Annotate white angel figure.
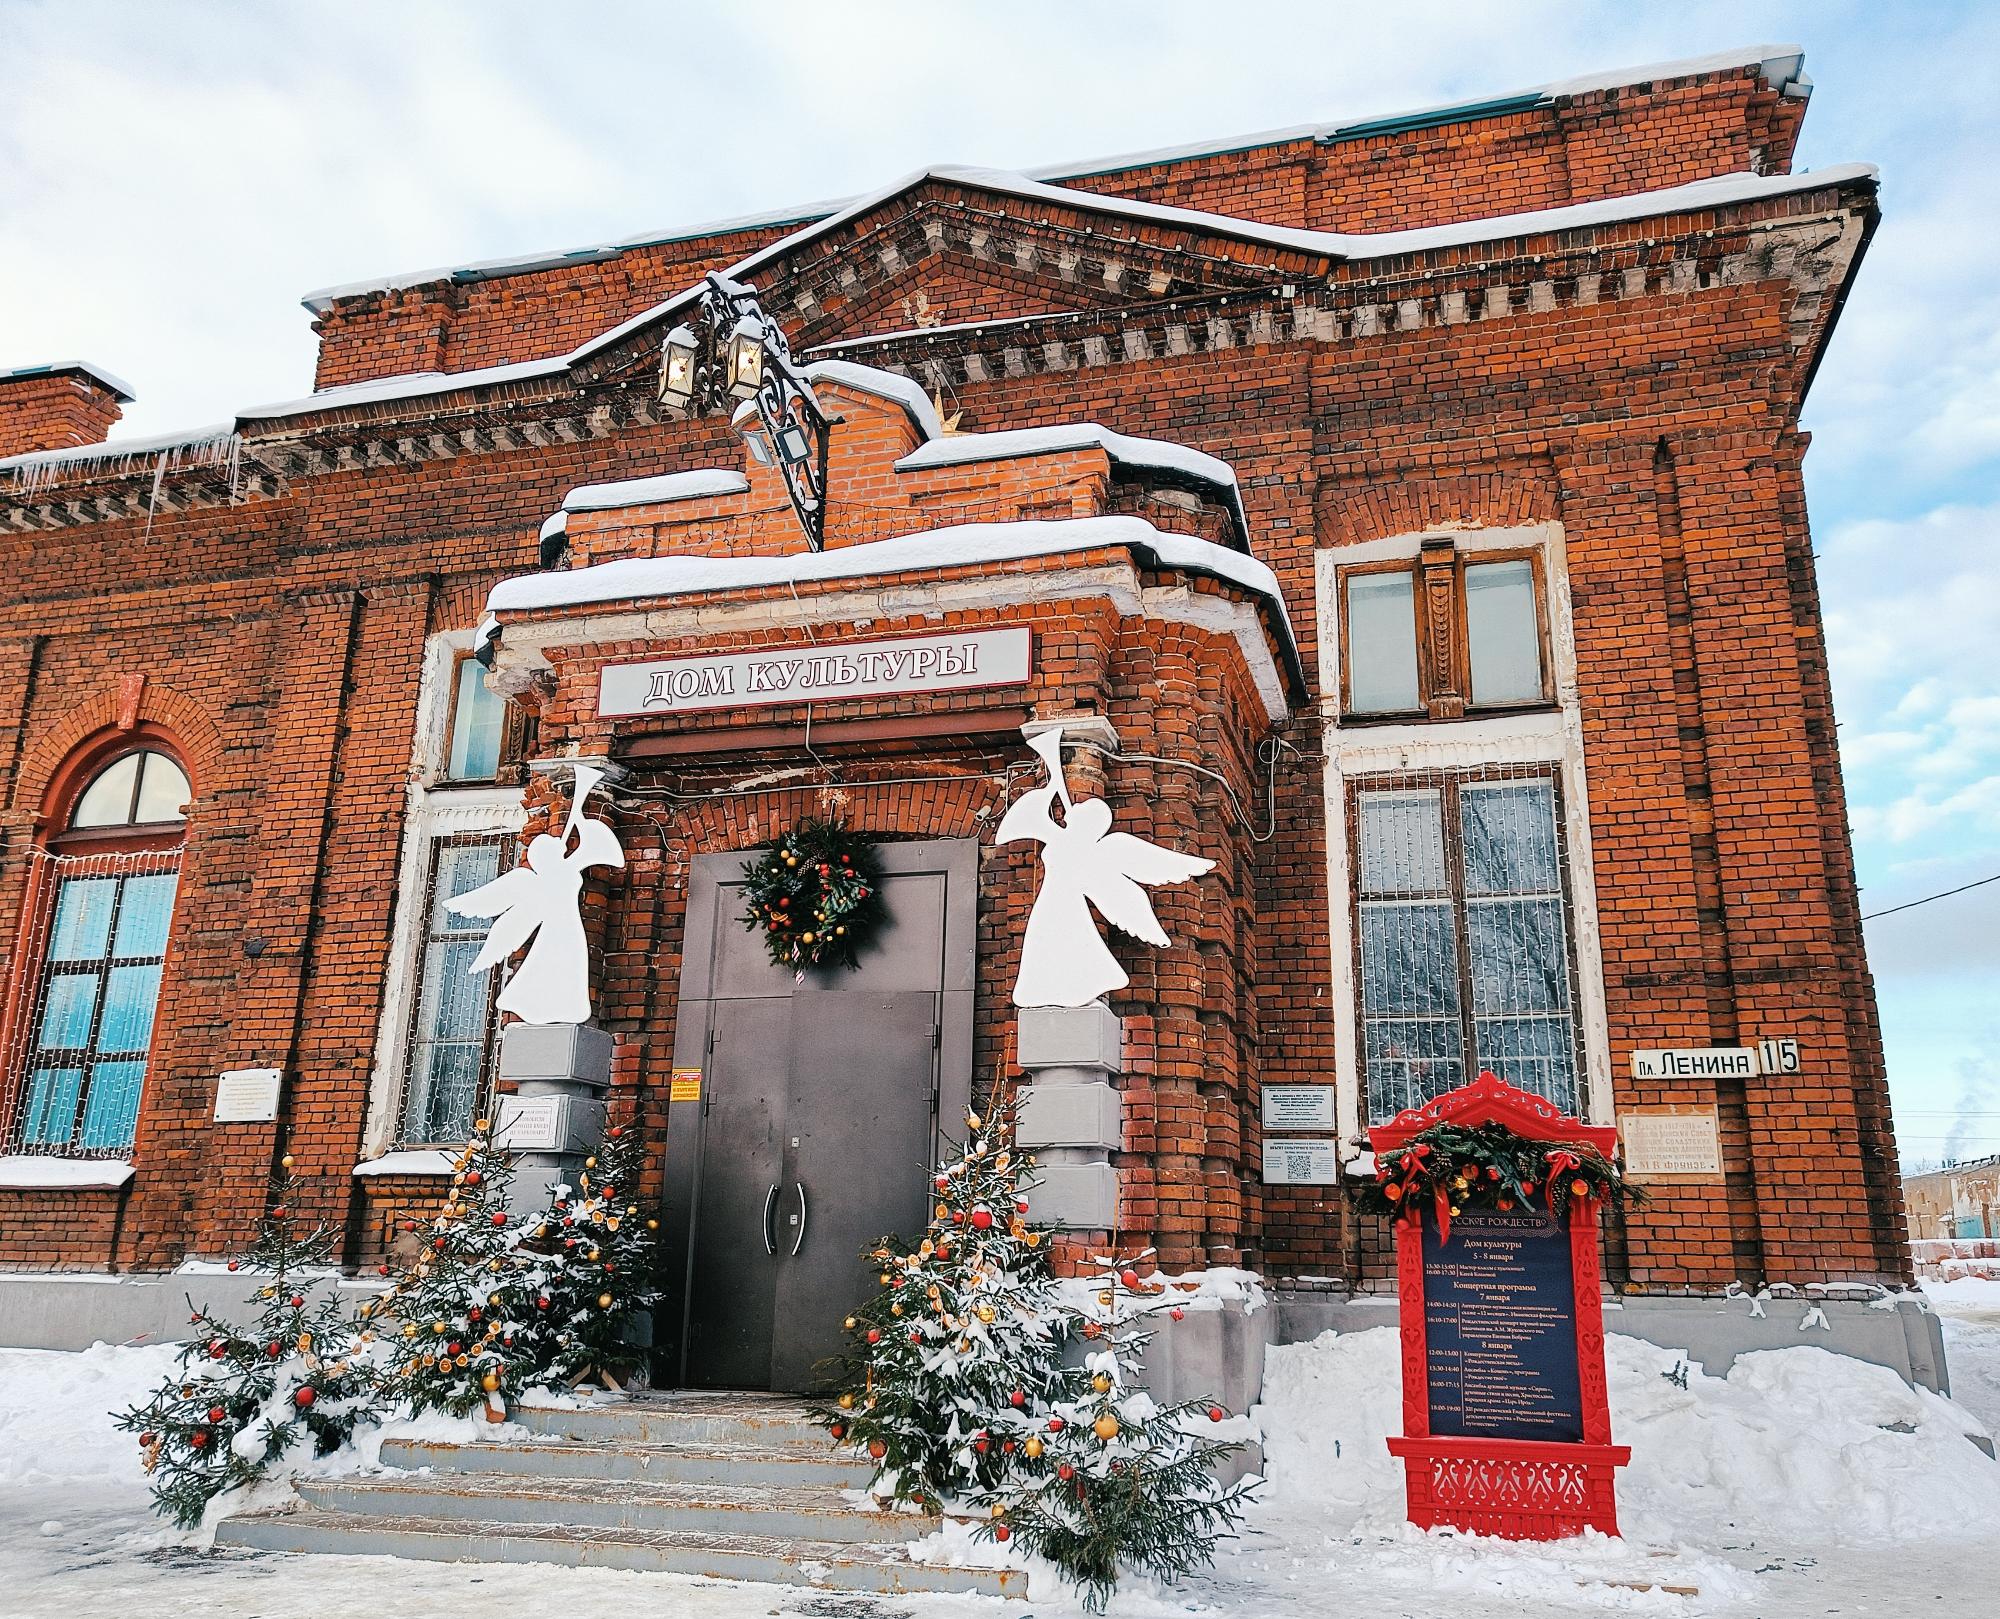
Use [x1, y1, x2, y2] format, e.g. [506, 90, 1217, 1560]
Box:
[446, 763, 625, 1026]
[997, 728, 1214, 1009]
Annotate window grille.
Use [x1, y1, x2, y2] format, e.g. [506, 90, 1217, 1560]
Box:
[7, 846, 181, 1156]
[1352, 766, 1581, 1124]
[396, 833, 512, 1146]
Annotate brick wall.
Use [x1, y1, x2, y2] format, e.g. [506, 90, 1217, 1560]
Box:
[0, 368, 124, 459]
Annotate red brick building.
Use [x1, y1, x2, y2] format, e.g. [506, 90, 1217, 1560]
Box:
[0, 46, 1930, 1384]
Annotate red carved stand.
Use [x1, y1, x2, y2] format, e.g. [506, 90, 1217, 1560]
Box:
[1375, 1071, 1632, 1540]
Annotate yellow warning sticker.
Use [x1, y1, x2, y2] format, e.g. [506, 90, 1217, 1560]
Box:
[669, 1068, 703, 1104]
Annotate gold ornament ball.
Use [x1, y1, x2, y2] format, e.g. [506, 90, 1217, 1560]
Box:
[1024, 1437, 1044, 1458]
[584, 1156, 597, 1169]
[990, 1503, 1006, 1519]
[280, 1154, 294, 1169]
[1092, 1374, 1112, 1394]
[879, 1272, 893, 1286]
[1094, 1413, 1121, 1441]
[401, 1325, 418, 1339]
[482, 1373, 500, 1393]
[474, 1118, 490, 1133]
[838, 1392, 855, 1410]
[976, 1304, 997, 1324]
[598, 1293, 614, 1309]
[1097, 1290, 1114, 1307]
[891, 1302, 904, 1317]
[844, 1316, 858, 1331]
[646, 1218, 659, 1231]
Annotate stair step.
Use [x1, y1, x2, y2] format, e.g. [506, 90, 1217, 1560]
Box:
[514, 1392, 827, 1450]
[379, 1434, 874, 1490]
[300, 1471, 929, 1543]
[216, 1506, 1024, 1598]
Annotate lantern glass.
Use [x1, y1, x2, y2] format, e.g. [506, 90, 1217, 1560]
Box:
[726, 326, 765, 399]
[775, 421, 812, 466]
[659, 325, 698, 409]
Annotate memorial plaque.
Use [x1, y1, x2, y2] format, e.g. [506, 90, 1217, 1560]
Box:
[213, 1067, 282, 1123]
[1420, 1207, 1583, 1444]
[1620, 1109, 1722, 1179]
[1261, 1084, 1336, 1130]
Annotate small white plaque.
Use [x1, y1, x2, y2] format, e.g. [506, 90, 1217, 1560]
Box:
[493, 1095, 564, 1151]
[1620, 1110, 1723, 1179]
[1261, 1085, 1336, 1131]
[1630, 1046, 1759, 1080]
[213, 1068, 282, 1123]
[599, 625, 1032, 718]
[1262, 1138, 1340, 1186]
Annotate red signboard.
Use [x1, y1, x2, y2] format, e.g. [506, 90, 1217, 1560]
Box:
[1376, 1072, 1631, 1540]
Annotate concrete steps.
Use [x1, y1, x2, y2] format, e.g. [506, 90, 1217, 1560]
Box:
[214, 1390, 1023, 1599]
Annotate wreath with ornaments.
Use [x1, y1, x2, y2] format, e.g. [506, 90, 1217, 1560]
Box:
[740, 819, 887, 972]
[1358, 1119, 1642, 1239]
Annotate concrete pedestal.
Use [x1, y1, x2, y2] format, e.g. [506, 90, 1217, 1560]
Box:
[1015, 1002, 1123, 1230]
[494, 1022, 613, 1210]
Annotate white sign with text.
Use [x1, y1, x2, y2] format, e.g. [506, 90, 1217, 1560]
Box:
[598, 626, 1032, 717]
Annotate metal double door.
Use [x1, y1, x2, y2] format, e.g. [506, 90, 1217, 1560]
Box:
[662, 840, 977, 1392]
[682, 989, 938, 1390]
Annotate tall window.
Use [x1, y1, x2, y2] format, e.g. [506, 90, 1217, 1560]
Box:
[1341, 542, 1549, 719]
[444, 655, 511, 782]
[1354, 771, 1579, 1123]
[12, 749, 188, 1156]
[398, 833, 511, 1144]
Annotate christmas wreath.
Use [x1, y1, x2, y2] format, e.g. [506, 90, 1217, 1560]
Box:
[740, 819, 886, 972]
[1358, 1118, 1642, 1238]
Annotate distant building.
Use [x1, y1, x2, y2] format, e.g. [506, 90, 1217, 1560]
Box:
[1906, 1157, 2000, 1241]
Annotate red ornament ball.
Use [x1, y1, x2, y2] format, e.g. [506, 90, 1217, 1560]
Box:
[1047, 1417, 1065, 1433]
[994, 1524, 1011, 1542]
[970, 1208, 994, 1231]
[608, 1127, 623, 1139]
[829, 1422, 845, 1440]
[465, 1170, 482, 1186]
[536, 1297, 551, 1311]
[226, 1260, 239, 1272]
[867, 1329, 882, 1344]
[288, 1295, 303, 1309]
[1009, 1390, 1026, 1407]
[267, 1342, 281, 1358]
[1171, 1307, 1186, 1321]
[294, 1387, 316, 1409]
[209, 1340, 227, 1359]
[868, 1439, 887, 1460]
[908, 1331, 922, 1344]
[1057, 1463, 1075, 1481]
[1208, 1406, 1225, 1422]
[1119, 1268, 1140, 1289]
[377, 1264, 389, 1276]
[936, 1176, 950, 1191]
[207, 1405, 226, 1423]
[490, 1211, 507, 1227]
[447, 1342, 463, 1357]
[138, 1430, 156, 1447]
[190, 1430, 210, 1449]
[270, 1206, 288, 1220]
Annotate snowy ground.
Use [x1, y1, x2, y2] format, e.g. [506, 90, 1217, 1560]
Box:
[3, 1287, 1999, 1617]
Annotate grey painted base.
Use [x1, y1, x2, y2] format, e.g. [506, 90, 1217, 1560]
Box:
[0, 1271, 361, 1351]
[1271, 1289, 1951, 1395]
[1119, 1297, 1275, 1486]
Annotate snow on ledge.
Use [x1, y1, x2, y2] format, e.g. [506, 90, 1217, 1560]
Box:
[487, 513, 1299, 674]
[351, 1149, 457, 1178]
[562, 468, 748, 513]
[0, 359, 136, 401]
[801, 360, 944, 441]
[896, 424, 1242, 518]
[236, 357, 568, 423]
[0, 1155, 135, 1190]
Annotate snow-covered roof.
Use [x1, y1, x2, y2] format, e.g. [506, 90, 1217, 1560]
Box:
[562, 468, 749, 513]
[236, 356, 569, 422]
[299, 45, 1809, 311]
[0, 360, 135, 401]
[484, 513, 1305, 695]
[0, 423, 235, 477]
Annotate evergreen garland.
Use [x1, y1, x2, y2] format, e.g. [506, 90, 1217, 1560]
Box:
[115, 1162, 378, 1528]
[1358, 1117, 1642, 1230]
[739, 819, 885, 972]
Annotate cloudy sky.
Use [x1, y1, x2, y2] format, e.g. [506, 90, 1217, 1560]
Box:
[5, 1, 1996, 1165]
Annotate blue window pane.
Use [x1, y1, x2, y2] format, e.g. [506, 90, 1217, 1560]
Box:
[79, 1062, 145, 1150]
[447, 660, 505, 780]
[22, 1068, 85, 1144]
[49, 878, 116, 961]
[36, 972, 100, 1050]
[97, 964, 162, 1054]
[112, 874, 179, 958]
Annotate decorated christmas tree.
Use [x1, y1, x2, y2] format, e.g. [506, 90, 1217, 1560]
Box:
[361, 1119, 550, 1417]
[811, 1098, 1081, 1510]
[530, 1121, 661, 1388]
[975, 1255, 1253, 1612]
[115, 1158, 378, 1528]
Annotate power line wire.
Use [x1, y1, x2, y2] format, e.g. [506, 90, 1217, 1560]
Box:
[1861, 871, 2000, 922]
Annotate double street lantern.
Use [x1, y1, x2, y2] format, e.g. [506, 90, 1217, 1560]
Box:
[659, 275, 831, 551]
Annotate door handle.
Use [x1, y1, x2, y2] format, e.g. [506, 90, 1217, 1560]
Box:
[790, 1182, 808, 1256]
[761, 1182, 779, 1256]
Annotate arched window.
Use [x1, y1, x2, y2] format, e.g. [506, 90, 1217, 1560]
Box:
[10, 747, 188, 1156]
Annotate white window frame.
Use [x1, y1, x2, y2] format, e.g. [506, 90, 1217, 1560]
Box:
[1315, 522, 1613, 1151]
[358, 630, 526, 1165]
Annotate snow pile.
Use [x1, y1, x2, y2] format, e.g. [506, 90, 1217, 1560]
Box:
[1253, 1327, 2000, 1549]
[0, 1343, 180, 1488]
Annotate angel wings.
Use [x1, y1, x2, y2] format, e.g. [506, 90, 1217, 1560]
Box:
[445, 764, 625, 1026]
[996, 729, 1212, 1008]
